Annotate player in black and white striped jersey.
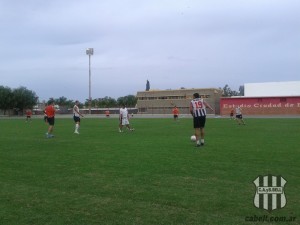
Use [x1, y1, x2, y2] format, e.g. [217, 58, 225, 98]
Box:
[73, 100, 84, 134]
[190, 93, 214, 147]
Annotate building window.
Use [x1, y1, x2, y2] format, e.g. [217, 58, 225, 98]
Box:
[158, 96, 168, 99]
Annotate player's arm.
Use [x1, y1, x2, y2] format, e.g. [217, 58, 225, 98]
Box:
[189, 102, 194, 116]
[127, 110, 131, 120]
[204, 101, 214, 112]
[78, 109, 84, 117]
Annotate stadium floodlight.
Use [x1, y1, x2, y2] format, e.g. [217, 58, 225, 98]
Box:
[86, 48, 94, 114]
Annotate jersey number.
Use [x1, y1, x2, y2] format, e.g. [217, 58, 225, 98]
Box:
[195, 101, 203, 109]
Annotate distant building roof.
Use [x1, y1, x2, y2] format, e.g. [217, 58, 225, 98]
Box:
[244, 81, 300, 97]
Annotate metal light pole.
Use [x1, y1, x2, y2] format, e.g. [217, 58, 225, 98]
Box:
[86, 48, 94, 114]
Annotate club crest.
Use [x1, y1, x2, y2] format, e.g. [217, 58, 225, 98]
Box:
[253, 175, 287, 212]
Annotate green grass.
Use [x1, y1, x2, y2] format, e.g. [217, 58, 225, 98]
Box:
[0, 117, 299, 225]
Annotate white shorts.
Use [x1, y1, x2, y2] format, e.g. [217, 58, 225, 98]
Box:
[121, 118, 129, 125]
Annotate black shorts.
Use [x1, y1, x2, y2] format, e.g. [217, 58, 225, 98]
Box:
[47, 117, 55, 126]
[73, 115, 80, 123]
[193, 116, 206, 128]
[236, 114, 243, 119]
[173, 115, 178, 119]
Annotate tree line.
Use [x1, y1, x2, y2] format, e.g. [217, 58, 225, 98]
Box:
[48, 95, 137, 109]
[0, 85, 137, 115]
[0, 84, 243, 115]
[0, 86, 38, 115]
[221, 84, 244, 97]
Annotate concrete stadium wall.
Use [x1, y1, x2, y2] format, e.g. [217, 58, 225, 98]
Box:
[136, 88, 222, 114]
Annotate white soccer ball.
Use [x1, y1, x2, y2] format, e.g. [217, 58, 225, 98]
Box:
[190, 135, 196, 142]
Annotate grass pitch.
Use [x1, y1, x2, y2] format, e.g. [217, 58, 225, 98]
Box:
[0, 117, 299, 225]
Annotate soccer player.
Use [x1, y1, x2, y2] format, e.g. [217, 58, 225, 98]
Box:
[73, 100, 84, 134]
[190, 93, 214, 147]
[105, 109, 110, 118]
[25, 109, 32, 122]
[45, 100, 56, 138]
[235, 106, 246, 125]
[230, 109, 234, 120]
[119, 104, 134, 132]
[172, 106, 179, 121]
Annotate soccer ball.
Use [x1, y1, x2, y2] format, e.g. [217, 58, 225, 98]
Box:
[190, 135, 196, 142]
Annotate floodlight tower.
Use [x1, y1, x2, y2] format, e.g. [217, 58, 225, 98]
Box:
[86, 48, 94, 114]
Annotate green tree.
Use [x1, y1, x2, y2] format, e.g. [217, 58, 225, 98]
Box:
[0, 86, 13, 115]
[47, 98, 55, 105]
[87, 97, 117, 108]
[101, 96, 117, 108]
[84, 95, 137, 108]
[117, 95, 137, 107]
[239, 85, 244, 96]
[12, 86, 38, 113]
[54, 96, 74, 108]
[221, 84, 240, 97]
[222, 84, 232, 97]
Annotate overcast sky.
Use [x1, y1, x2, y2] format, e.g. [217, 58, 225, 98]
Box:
[1, 0, 299, 102]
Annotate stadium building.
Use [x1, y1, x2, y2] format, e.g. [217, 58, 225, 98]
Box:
[136, 88, 222, 114]
[220, 81, 300, 116]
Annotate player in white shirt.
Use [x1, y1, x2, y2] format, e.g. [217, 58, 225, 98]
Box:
[119, 104, 134, 132]
[235, 106, 246, 125]
[73, 100, 84, 134]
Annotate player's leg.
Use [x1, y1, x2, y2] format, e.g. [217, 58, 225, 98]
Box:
[235, 115, 241, 124]
[74, 122, 80, 134]
[46, 118, 55, 138]
[194, 128, 201, 146]
[119, 119, 124, 132]
[126, 124, 134, 131]
[200, 127, 205, 146]
[199, 116, 206, 146]
[47, 125, 53, 138]
[74, 116, 80, 134]
[193, 117, 201, 147]
[125, 119, 134, 131]
[241, 115, 246, 125]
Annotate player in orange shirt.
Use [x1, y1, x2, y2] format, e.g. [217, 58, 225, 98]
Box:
[25, 109, 32, 122]
[172, 106, 179, 121]
[45, 100, 56, 138]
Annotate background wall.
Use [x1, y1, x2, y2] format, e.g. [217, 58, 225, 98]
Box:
[220, 97, 300, 115]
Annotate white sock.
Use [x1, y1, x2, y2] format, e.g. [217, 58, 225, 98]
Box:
[75, 124, 79, 132]
[201, 139, 204, 144]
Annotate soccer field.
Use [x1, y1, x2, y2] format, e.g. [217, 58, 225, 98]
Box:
[0, 117, 299, 225]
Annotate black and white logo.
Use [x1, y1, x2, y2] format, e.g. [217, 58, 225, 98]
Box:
[253, 175, 287, 212]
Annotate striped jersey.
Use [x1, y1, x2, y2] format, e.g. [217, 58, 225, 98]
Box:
[190, 98, 207, 117]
